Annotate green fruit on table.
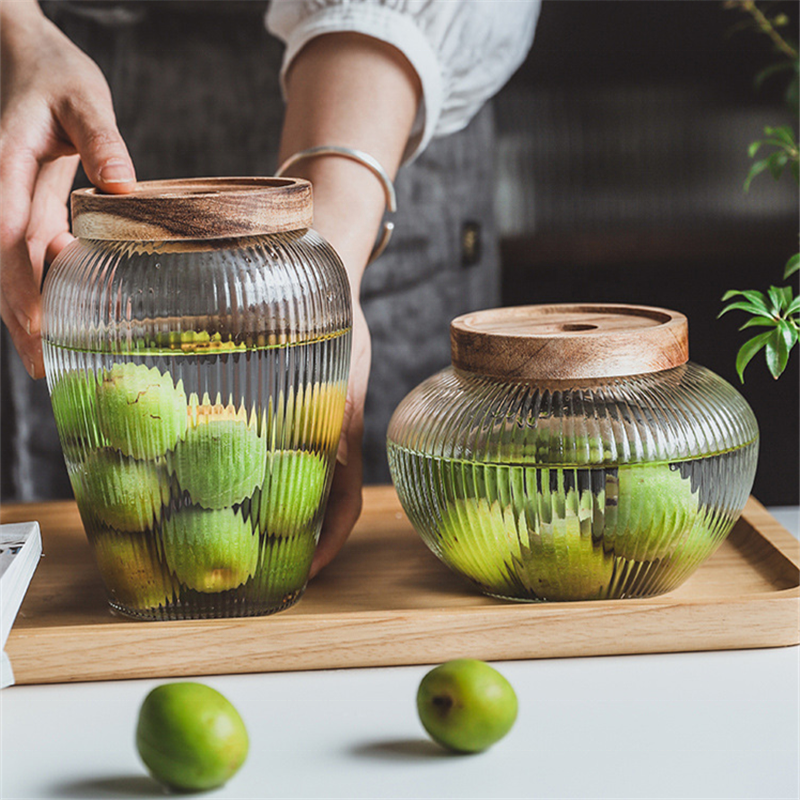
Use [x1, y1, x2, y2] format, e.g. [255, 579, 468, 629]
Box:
[96, 363, 188, 459]
[259, 450, 328, 536]
[90, 530, 173, 611]
[417, 659, 518, 753]
[80, 449, 165, 532]
[136, 682, 249, 792]
[170, 418, 268, 508]
[611, 463, 699, 561]
[162, 506, 259, 593]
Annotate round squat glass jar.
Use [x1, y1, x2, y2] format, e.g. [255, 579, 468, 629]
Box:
[387, 304, 758, 602]
[42, 178, 352, 620]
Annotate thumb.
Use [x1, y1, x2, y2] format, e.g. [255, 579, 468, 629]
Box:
[58, 91, 136, 194]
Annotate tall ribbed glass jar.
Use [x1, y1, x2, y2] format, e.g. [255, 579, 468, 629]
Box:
[41, 178, 352, 620]
[387, 304, 758, 601]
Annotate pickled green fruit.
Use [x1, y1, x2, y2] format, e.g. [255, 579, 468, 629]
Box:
[612, 463, 699, 560]
[438, 491, 613, 601]
[521, 513, 613, 600]
[91, 530, 172, 610]
[162, 507, 259, 592]
[136, 682, 248, 792]
[50, 370, 106, 447]
[417, 659, 518, 753]
[259, 450, 327, 536]
[261, 532, 317, 599]
[96, 363, 188, 460]
[170, 418, 268, 508]
[81, 449, 165, 532]
[437, 498, 522, 590]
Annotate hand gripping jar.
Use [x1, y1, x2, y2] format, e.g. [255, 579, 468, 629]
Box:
[387, 304, 758, 601]
[41, 178, 352, 620]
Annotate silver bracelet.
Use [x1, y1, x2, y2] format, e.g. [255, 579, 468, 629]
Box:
[275, 145, 397, 264]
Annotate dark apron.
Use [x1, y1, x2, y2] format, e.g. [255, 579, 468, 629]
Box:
[0, 0, 500, 500]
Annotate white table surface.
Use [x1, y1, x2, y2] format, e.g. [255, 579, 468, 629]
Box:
[2, 507, 798, 800]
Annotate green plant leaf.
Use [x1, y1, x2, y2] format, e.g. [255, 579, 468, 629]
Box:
[780, 319, 799, 347]
[763, 125, 797, 147]
[767, 151, 789, 180]
[777, 285, 795, 308]
[766, 285, 790, 314]
[765, 326, 793, 379]
[735, 330, 773, 382]
[718, 301, 774, 319]
[744, 157, 771, 191]
[785, 253, 800, 278]
[721, 289, 771, 308]
[739, 317, 778, 330]
[785, 295, 800, 316]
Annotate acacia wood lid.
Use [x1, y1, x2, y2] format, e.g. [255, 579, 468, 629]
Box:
[71, 177, 312, 241]
[450, 303, 689, 381]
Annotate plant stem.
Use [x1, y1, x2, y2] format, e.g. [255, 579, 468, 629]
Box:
[732, 0, 799, 60]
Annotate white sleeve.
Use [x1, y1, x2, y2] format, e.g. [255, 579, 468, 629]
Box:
[266, 0, 541, 162]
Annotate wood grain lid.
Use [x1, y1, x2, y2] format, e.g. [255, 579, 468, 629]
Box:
[71, 177, 312, 241]
[450, 303, 689, 381]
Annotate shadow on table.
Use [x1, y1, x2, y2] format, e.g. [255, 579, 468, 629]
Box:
[49, 775, 163, 798]
[350, 738, 457, 761]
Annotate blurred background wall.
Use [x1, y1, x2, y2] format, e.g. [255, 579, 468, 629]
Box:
[2, 0, 797, 506]
[493, 0, 799, 505]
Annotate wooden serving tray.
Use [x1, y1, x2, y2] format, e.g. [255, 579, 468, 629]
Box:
[2, 488, 797, 685]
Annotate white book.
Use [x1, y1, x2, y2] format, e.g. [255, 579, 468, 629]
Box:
[1, 522, 43, 689]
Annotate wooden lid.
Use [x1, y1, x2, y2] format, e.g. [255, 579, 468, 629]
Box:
[71, 177, 312, 241]
[450, 303, 689, 380]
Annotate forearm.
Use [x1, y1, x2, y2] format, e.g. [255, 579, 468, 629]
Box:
[0, 0, 45, 84]
[277, 32, 421, 295]
[0, 0, 45, 49]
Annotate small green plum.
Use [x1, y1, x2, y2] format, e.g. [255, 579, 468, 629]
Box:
[162, 506, 259, 593]
[611, 463, 699, 561]
[417, 659, 518, 753]
[437, 490, 613, 601]
[266, 382, 347, 451]
[90, 529, 172, 610]
[136, 682, 248, 792]
[170, 418, 268, 508]
[80, 449, 165, 532]
[521, 510, 614, 601]
[259, 450, 327, 536]
[260, 532, 317, 600]
[50, 370, 107, 448]
[97, 363, 188, 459]
[437, 497, 522, 593]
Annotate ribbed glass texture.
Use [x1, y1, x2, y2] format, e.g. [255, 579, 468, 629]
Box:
[42, 231, 352, 619]
[387, 363, 758, 601]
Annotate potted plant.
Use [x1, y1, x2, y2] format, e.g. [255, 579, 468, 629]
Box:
[719, 1, 799, 380]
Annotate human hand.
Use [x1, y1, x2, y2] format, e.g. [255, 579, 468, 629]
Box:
[0, 3, 136, 378]
[311, 301, 371, 577]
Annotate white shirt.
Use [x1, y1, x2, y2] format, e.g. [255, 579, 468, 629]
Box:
[266, 0, 541, 162]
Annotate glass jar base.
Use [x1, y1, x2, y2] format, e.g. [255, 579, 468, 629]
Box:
[479, 585, 677, 603]
[108, 586, 306, 621]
